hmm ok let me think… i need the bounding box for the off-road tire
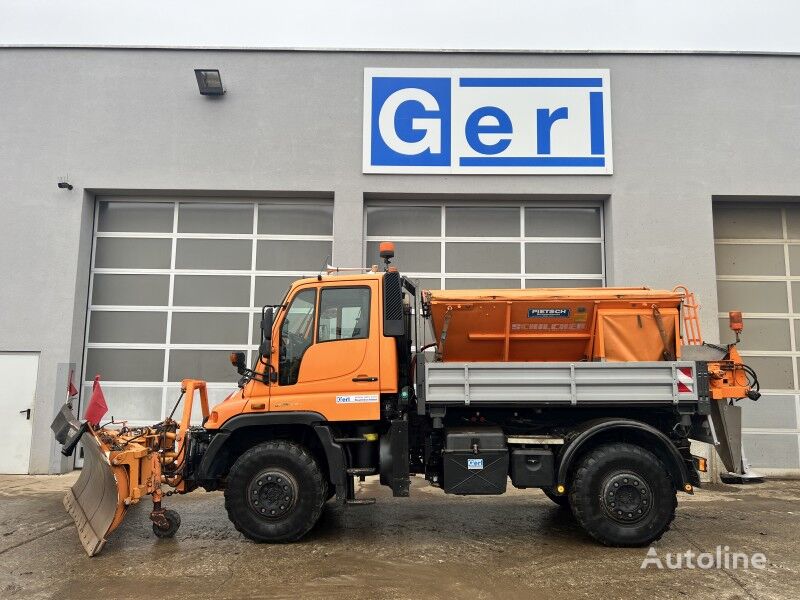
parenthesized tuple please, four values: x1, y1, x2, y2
(225, 440, 326, 543)
(569, 442, 677, 547)
(325, 483, 336, 502)
(542, 487, 571, 509)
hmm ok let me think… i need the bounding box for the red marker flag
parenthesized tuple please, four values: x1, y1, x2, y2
(68, 370, 79, 398)
(85, 375, 108, 426)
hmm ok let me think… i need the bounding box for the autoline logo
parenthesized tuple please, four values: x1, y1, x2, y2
(363, 68, 613, 175)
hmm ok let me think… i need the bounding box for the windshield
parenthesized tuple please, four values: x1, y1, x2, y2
(279, 288, 316, 385)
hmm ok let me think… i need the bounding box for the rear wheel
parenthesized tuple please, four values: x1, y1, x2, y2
(224, 440, 326, 543)
(542, 487, 571, 509)
(569, 442, 676, 547)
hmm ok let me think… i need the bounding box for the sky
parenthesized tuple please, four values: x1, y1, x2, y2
(0, 0, 797, 53)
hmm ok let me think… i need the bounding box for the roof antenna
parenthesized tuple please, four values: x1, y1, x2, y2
(379, 242, 395, 272)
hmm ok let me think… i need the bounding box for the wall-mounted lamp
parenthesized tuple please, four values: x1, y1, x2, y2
(194, 69, 225, 95)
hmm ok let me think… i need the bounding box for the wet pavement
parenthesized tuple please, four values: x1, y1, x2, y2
(1, 474, 799, 600)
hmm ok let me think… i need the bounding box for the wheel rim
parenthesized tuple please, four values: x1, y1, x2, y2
(600, 471, 653, 524)
(247, 468, 298, 519)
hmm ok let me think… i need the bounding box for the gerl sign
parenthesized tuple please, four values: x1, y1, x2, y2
(363, 68, 612, 175)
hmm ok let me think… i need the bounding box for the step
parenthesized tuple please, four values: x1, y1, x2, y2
(346, 467, 378, 476)
(345, 498, 376, 506)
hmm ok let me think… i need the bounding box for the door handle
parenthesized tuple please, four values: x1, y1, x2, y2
(352, 376, 378, 382)
(19, 408, 31, 420)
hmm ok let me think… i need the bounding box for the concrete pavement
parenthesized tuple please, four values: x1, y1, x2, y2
(1, 474, 798, 600)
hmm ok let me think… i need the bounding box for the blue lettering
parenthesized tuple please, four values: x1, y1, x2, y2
(589, 92, 605, 155)
(536, 106, 569, 155)
(465, 106, 513, 155)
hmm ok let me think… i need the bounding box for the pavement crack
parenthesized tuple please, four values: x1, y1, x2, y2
(214, 548, 249, 592)
(0, 521, 74, 557)
(672, 523, 758, 600)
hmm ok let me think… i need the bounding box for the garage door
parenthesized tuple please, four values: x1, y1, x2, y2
(714, 203, 800, 473)
(365, 202, 605, 290)
(366, 202, 605, 348)
(83, 197, 333, 426)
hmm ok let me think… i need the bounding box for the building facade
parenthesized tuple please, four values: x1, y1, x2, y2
(1, 48, 799, 474)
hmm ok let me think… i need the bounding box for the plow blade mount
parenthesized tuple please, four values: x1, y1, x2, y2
(51, 405, 128, 556)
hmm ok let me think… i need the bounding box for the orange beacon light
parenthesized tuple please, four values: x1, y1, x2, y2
(729, 311, 743, 342)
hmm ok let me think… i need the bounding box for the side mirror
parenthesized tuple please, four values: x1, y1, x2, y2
(261, 307, 274, 341)
(260, 307, 274, 358)
(229, 351, 247, 375)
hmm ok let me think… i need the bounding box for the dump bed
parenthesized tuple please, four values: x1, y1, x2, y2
(423, 287, 684, 363)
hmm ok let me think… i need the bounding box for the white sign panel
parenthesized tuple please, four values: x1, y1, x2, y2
(363, 68, 612, 175)
(336, 394, 379, 404)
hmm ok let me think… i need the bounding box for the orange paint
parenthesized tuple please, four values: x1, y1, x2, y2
(424, 287, 684, 363)
(210, 273, 391, 428)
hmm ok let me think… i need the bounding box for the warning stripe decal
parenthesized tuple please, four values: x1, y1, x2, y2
(677, 367, 694, 394)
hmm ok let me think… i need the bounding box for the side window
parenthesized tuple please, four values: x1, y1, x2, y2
(317, 287, 370, 342)
(279, 288, 316, 386)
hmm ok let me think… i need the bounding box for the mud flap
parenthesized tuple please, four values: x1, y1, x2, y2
(51, 405, 128, 556)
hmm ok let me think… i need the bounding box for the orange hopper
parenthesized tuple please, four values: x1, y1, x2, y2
(422, 287, 687, 363)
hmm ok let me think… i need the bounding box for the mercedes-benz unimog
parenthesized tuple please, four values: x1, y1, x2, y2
(52, 242, 760, 556)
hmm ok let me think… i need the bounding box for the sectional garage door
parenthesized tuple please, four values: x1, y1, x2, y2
(83, 197, 333, 425)
(365, 202, 605, 352)
(365, 203, 605, 291)
(714, 203, 800, 473)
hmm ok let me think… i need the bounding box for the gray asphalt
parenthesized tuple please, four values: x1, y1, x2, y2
(1, 474, 798, 600)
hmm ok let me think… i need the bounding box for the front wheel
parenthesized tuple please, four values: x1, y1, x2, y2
(569, 442, 676, 547)
(224, 440, 326, 543)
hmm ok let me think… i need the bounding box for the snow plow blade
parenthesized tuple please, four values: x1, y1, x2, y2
(51, 404, 128, 556)
(51, 380, 209, 556)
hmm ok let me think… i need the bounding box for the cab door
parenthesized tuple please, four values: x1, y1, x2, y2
(271, 281, 381, 421)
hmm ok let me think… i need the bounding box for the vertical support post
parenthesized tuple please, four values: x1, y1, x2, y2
(177, 379, 208, 451)
(464, 365, 470, 406)
(570, 363, 577, 405)
(332, 188, 364, 267)
(503, 301, 512, 361)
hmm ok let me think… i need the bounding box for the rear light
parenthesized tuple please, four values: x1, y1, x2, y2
(677, 366, 694, 393)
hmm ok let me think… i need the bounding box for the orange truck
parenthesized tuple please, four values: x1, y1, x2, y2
(52, 243, 760, 556)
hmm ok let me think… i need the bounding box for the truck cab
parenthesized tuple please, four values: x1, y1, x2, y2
(204, 270, 408, 428)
